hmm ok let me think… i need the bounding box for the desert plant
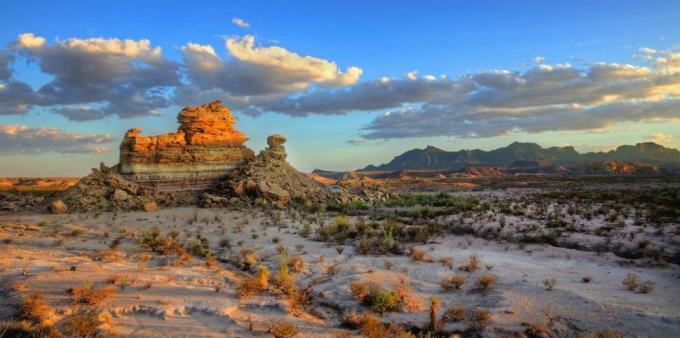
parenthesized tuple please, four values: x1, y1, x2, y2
(429, 296, 441, 331)
(20, 293, 52, 325)
(62, 310, 105, 338)
(439, 257, 454, 269)
(360, 314, 389, 338)
(582, 275, 592, 283)
(395, 280, 422, 312)
(269, 320, 298, 338)
(460, 255, 481, 272)
(469, 308, 491, 329)
(409, 246, 427, 262)
(543, 277, 557, 290)
(441, 274, 465, 291)
(622, 273, 640, 291)
(70, 283, 116, 305)
(476, 274, 496, 290)
(443, 305, 466, 322)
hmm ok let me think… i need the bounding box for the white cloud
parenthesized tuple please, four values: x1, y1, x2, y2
(2, 33, 179, 120)
(534, 56, 545, 63)
(231, 17, 250, 28)
(649, 132, 676, 146)
(406, 71, 418, 80)
(0, 124, 112, 153)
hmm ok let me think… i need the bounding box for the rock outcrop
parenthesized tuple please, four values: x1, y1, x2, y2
(119, 100, 254, 191)
(213, 134, 348, 206)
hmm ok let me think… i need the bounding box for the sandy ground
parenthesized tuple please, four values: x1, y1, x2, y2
(1, 206, 679, 337)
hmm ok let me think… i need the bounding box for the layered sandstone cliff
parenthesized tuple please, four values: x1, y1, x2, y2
(119, 100, 254, 191)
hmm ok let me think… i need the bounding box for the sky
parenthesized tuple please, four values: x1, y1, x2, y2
(0, 0, 679, 176)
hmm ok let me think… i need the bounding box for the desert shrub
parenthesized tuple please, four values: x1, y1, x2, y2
(622, 273, 640, 291)
(476, 274, 496, 290)
(637, 281, 654, 294)
(395, 280, 422, 312)
(238, 266, 269, 298)
(340, 310, 363, 329)
(350, 281, 401, 314)
(524, 322, 551, 338)
(21, 293, 52, 325)
(356, 237, 372, 255)
(443, 305, 466, 322)
(62, 310, 105, 338)
(219, 238, 231, 248)
(409, 246, 428, 262)
(70, 283, 116, 305)
(582, 275, 592, 283)
(469, 308, 491, 329)
(269, 320, 298, 338)
(439, 257, 454, 269)
(441, 274, 465, 291)
(360, 314, 389, 338)
(287, 255, 305, 272)
(543, 277, 557, 290)
(428, 296, 441, 331)
(237, 249, 258, 270)
(298, 222, 312, 238)
(460, 255, 481, 272)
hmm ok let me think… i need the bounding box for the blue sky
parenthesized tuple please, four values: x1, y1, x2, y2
(0, 0, 679, 176)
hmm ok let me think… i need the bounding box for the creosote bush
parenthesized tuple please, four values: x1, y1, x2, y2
(441, 274, 465, 291)
(543, 277, 557, 290)
(350, 281, 401, 314)
(476, 274, 496, 290)
(460, 255, 481, 272)
(70, 283, 117, 305)
(270, 320, 298, 338)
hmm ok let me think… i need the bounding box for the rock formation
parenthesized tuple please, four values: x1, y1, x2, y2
(119, 100, 254, 191)
(212, 134, 349, 206)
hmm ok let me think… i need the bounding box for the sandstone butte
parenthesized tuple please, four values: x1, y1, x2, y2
(119, 100, 255, 191)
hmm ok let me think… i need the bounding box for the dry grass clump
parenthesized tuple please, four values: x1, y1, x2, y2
(269, 320, 298, 338)
(350, 281, 401, 314)
(62, 310, 107, 338)
(439, 257, 454, 269)
(460, 255, 481, 272)
(443, 304, 466, 322)
(441, 274, 465, 291)
(107, 274, 136, 290)
(469, 308, 491, 329)
(70, 283, 117, 305)
(359, 314, 390, 338)
(21, 293, 53, 325)
(238, 265, 270, 298)
(395, 280, 423, 312)
(622, 273, 654, 293)
(476, 274, 496, 290)
(409, 246, 428, 262)
(543, 277, 557, 290)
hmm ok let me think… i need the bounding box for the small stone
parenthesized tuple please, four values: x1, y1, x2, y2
(143, 201, 158, 212)
(113, 189, 129, 201)
(48, 200, 68, 214)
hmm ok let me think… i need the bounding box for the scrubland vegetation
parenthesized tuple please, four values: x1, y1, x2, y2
(0, 177, 678, 337)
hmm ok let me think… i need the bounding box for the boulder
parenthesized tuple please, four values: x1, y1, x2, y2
(113, 189, 129, 201)
(143, 201, 158, 212)
(49, 200, 68, 214)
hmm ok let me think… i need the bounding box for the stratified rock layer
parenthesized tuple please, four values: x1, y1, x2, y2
(119, 101, 254, 191)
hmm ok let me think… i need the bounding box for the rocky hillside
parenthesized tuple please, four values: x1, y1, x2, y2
(363, 142, 680, 171)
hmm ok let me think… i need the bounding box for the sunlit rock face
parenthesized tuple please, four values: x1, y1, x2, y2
(119, 100, 255, 191)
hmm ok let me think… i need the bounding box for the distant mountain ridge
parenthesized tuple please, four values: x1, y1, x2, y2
(362, 142, 680, 171)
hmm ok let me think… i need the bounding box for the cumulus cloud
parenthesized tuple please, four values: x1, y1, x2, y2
(1, 33, 178, 120)
(359, 52, 680, 139)
(534, 56, 545, 63)
(0, 124, 112, 153)
(231, 17, 250, 28)
(649, 132, 676, 146)
(179, 35, 362, 102)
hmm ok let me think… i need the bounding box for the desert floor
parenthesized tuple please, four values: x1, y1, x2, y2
(1, 204, 679, 337)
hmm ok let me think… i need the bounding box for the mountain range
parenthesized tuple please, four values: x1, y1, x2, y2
(361, 142, 680, 171)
